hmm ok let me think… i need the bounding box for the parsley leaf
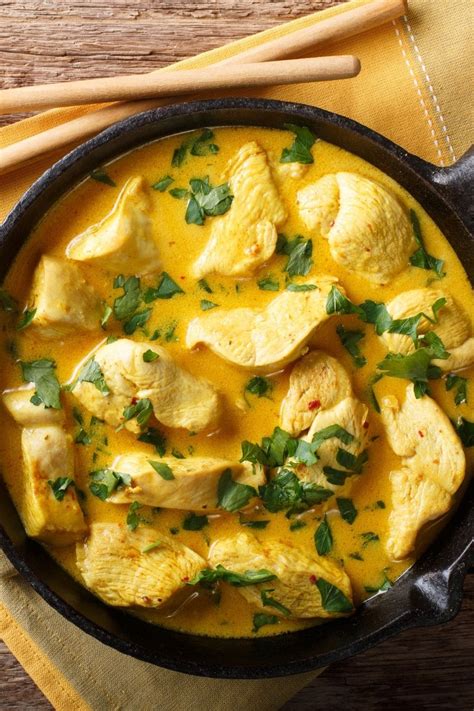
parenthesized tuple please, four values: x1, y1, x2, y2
(453, 417, 474, 447)
(239, 515, 270, 529)
(336, 324, 367, 368)
(0, 288, 18, 313)
(445, 374, 468, 405)
(143, 272, 184, 301)
(127, 501, 148, 531)
(123, 398, 153, 429)
(360, 531, 380, 548)
(183, 513, 208, 531)
(174, 176, 233, 225)
(314, 515, 333, 555)
(277, 234, 313, 277)
(286, 283, 317, 292)
(315, 578, 353, 613)
(48, 477, 75, 501)
(143, 349, 159, 363)
(149, 460, 175, 480)
(138, 427, 166, 455)
(89, 469, 131, 501)
(311, 424, 354, 449)
(260, 469, 333, 514)
(245, 376, 272, 398)
(280, 123, 316, 164)
(336, 497, 358, 524)
(326, 286, 361, 316)
(152, 175, 174, 192)
(260, 589, 290, 616)
(123, 309, 151, 335)
(72, 358, 110, 395)
(90, 167, 116, 187)
(200, 299, 218, 311)
(336, 448, 368, 474)
(217, 469, 257, 512)
(113, 275, 141, 320)
(376, 349, 443, 397)
(20, 359, 61, 409)
(409, 209, 445, 278)
(197, 278, 213, 293)
(172, 129, 219, 166)
(16, 307, 36, 331)
(257, 276, 280, 291)
(364, 571, 393, 593)
(252, 612, 279, 633)
(188, 564, 276, 588)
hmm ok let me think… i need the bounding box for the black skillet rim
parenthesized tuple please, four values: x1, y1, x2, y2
(0, 98, 472, 678)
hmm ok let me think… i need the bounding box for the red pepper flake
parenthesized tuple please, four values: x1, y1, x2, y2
(131, 397, 138, 405)
(180, 276, 185, 280)
(182, 576, 189, 582)
(418, 431, 424, 438)
(363, 421, 369, 430)
(308, 399, 321, 411)
(309, 574, 317, 584)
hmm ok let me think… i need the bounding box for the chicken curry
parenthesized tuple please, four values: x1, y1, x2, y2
(0, 125, 473, 638)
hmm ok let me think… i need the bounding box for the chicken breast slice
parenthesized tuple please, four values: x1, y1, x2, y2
(381, 287, 474, 372)
(66, 176, 161, 275)
(280, 351, 353, 436)
(289, 396, 369, 496)
(107, 454, 264, 511)
(76, 522, 205, 608)
(209, 531, 353, 619)
(381, 384, 465, 560)
(297, 172, 416, 284)
(193, 142, 287, 277)
(72, 339, 222, 433)
(2, 387, 65, 427)
(186, 276, 342, 371)
(20, 425, 87, 546)
(28, 255, 102, 338)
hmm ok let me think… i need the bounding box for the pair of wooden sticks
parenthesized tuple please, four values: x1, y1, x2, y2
(0, 0, 406, 175)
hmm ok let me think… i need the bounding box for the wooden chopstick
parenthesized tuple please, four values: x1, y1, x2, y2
(0, 0, 406, 176)
(0, 57, 360, 114)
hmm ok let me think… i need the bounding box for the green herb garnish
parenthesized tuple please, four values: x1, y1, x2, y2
(20, 359, 62, 409)
(152, 175, 174, 192)
(276, 234, 313, 277)
(123, 398, 153, 429)
(90, 167, 116, 187)
(48, 477, 75, 501)
(16, 307, 36, 331)
(189, 565, 276, 588)
(315, 578, 353, 613)
(314, 515, 333, 556)
(336, 497, 358, 524)
(89, 468, 131, 500)
(138, 427, 166, 455)
(336, 324, 366, 368)
(182, 513, 208, 531)
(445, 373, 468, 405)
(143, 272, 184, 301)
(245, 376, 272, 398)
(280, 123, 316, 164)
(217, 469, 257, 512)
(409, 209, 445, 278)
(149, 460, 175, 480)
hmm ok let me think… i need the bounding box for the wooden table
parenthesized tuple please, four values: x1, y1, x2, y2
(0, 1, 473, 709)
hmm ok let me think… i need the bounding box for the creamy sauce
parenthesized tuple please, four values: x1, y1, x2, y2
(0, 127, 472, 638)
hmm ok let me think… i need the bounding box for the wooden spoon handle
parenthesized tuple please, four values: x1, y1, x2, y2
(0, 57, 360, 114)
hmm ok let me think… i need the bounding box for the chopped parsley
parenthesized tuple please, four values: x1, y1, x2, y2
(188, 565, 276, 588)
(364, 571, 393, 593)
(197, 278, 213, 294)
(151, 175, 174, 192)
(89, 468, 131, 500)
(100, 303, 112, 329)
(112, 275, 151, 334)
(182, 513, 208, 531)
(239, 515, 270, 529)
(257, 276, 280, 291)
(259, 469, 333, 515)
(143, 272, 184, 301)
(143, 349, 159, 363)
(217, 469, 257, 512)
(286, 283, 317, 292)
(289, 519, 307, 531)
(142, 540, 163, 553)
(20, 359, 62, 409)
(149, 461, 175, 480)
(376, 348, 444, 398)
(138, 427, 166, 455)
(445, 373, 468, 405)
(360, 531, 380, 548)
(127, 501, 149, 531)
(90, 167, 116, 186)
(336, 497, 358, 524)
(200, 299, 219, 311)
(48, 477, 75, 501)
(280, 123, 316, 164)
(336, 324, 366, 368)
(172, 129, 219, 167)
(252, 612, 279, 633)
(0, 288, 18, 313)
(123, 398, 153, 429)
(276, 234, 313, 277)
(315, 578, 353, 613)
(172, 176, 233, 225)
(409, 209, 445, 278)
(16, 307, 36, 331)
(245, 376, 272, 398)
(314, 515, 333, 556)
(453, 417, 474, 447)
(260, 589, 290, 616)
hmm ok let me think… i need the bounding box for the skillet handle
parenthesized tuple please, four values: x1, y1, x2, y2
(409, 146, 474, 234)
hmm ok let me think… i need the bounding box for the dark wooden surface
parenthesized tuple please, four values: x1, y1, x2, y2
(0, 1, 473, 709)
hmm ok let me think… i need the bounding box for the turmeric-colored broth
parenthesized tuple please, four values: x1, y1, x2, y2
(0, 126, 472, 638)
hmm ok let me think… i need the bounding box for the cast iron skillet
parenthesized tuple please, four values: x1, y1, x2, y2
(0, 99, 473, 679)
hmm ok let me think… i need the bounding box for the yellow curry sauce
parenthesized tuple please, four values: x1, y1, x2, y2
(0, 127, 472, 638)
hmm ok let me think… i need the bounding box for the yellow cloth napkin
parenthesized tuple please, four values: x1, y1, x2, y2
(0, 0, 473, 708)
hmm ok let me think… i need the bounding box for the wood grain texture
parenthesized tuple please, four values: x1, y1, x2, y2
(0, 1, 472, 709)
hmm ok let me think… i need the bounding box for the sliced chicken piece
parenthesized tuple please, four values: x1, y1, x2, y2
(186, 276, 342, 372)
(66, 177, 161, 275)
(290, 396, 369, 496)
(108, 454, 264, 511)
(381, 384, 465, 560)
(297, 172, 416, 284)
(2, 387, 64, 427)
(193, 142, 287, 277)
(274, 161, 310, 181)
(280, 351, 353, 436)
(20, 425, 86, 546)
(381, 287, 474, 371)
(77, 522, 205, 608)
(28, 255, 101, 338)
(209, 531, 353, 619)
(72, 339, 221, 433)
